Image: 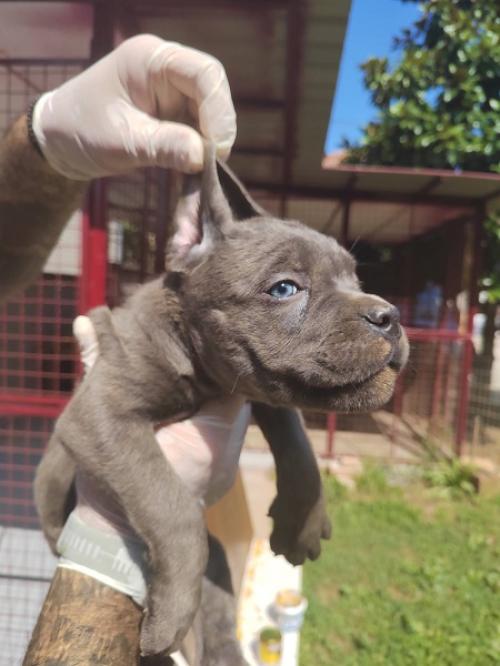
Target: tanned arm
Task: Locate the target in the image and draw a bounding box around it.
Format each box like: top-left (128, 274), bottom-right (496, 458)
top-left (0, 115), bottom-right (87, 303)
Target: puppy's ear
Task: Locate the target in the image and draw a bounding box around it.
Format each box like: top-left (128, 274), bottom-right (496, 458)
top-left (217, 159), bottom-right (268, 220)
top-left (168, 143), bottom-right (234, 266)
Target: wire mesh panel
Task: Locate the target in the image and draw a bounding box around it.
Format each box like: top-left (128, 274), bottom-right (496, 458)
top-left (0, 59), bottom-right (86, 665)
top-left (312, 333), bottom-right (469, 463)
top-left (0, 415), bottom-right (53, 529)
top-left (0, 526), bottom-right (55, 666)
top-left (0, 60), bottom-right (85, 130)
top-left (106, 168), bottom-right (164, 305)
top-left (392, 333), bottom-right (467, 457)
top-left (0, 412), bottom-right (58, 661)
top-left (0, 415), bottom-right (56, 663)
top-left (0, 275), bottom-right (79, 395)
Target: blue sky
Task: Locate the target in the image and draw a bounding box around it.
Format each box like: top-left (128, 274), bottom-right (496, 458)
top-left (325, 0), bottom-right (422, 154)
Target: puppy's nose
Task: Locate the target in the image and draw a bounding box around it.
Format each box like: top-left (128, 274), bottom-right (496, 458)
top-left (362, 305), bottom-right (401, 340)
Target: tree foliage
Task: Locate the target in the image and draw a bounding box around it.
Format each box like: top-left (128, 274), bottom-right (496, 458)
top-left (344, 0), bottom-right (499, 171)
top-left (344, 0), bottom-right (499, 298)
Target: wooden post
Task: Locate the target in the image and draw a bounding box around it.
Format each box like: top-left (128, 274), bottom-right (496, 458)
top-left (23, 568), bottom-right (172, 666)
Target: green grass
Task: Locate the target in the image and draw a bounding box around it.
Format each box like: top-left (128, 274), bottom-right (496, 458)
top-left (300, 468), bottom-right (500, 665)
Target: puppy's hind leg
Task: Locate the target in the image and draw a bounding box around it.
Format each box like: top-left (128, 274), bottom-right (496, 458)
top-left (34, 434), bottom-right (76, 553)
top-left (197, 534), bottom-right (249, 666)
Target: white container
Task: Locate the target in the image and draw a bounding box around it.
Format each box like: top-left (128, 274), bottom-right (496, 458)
top-left (273, 590), bottom-right (308, 632)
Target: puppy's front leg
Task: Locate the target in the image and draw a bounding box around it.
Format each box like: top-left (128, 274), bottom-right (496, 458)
top-left (57, 398), bottom-right (208, 657)
top-left (251, 403), bottom-right (331, 565)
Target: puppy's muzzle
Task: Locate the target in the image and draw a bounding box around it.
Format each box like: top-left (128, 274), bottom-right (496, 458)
top-left (357, 296), bottom-right (408, 371)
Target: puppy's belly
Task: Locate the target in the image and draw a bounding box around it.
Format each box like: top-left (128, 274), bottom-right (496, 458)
top-left (74, 396), bottom-right (250, 536)
top-left (156, 396), bottom-right (251, 506)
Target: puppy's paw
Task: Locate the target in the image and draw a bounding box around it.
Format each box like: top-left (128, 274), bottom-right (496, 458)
top-left (269, 492), bottom-right (331, 566)
top-left (140, 576), bottom-right (203, 657)
top-left (140, 613), bottom-right (180, 657)
top-left (140, 604), bottom-right (192, 656)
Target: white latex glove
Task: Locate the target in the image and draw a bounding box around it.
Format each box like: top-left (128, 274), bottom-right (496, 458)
top-left (33, 34), bottom-right (236, 179)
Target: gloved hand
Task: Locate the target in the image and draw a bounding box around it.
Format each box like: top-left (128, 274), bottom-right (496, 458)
top-left (33, 34), bottom-right (236, 179)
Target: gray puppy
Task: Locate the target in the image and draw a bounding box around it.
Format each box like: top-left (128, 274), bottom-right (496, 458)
top-left (35, 147), bottom-right (408, 659)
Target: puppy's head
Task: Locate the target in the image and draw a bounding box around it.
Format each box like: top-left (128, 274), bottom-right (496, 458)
top-left (165, 147), bottom-right (408, 413)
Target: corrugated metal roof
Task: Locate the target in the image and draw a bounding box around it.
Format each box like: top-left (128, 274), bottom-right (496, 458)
top-left (249, 191), bottom-right (475, 245)
top-left (321, 160), bottom-right (500, 208)
top-left (272, 162), bottom-right (500, 245)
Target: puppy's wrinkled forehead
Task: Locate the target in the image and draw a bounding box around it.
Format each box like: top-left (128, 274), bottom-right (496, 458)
top-left (226, 216), bottom-right (359, 287)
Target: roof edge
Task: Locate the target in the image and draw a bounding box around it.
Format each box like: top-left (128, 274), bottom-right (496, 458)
top-left (322, 157), bottom-right (500, 183)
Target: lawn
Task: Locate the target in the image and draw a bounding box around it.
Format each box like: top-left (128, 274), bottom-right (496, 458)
top-left (300, 467), bottom-right (500, 665)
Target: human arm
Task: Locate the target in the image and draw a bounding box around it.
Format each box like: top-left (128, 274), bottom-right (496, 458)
top-left (0, 34), bottom-right (236, 304)
top-left (0, 115), bottom-right (86, 300)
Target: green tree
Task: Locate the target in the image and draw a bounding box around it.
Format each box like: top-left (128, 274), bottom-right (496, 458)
top-left (344, 0), bottom-right (499, 173)
top-left (344, 0), bottom-right (499, 350)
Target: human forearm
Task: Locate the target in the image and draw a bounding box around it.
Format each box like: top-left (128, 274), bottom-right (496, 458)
top-left (0, 115), bottom-right (86, 303)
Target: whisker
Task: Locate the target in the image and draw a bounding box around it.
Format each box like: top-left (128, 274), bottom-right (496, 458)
top-left (230, 373), bottom-right (241, 394)
top-left (349, 236), bottom-right (361, 253)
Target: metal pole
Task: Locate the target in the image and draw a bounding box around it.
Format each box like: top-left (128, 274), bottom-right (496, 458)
top-left (340, 199), bottom-right (351, 247)
top-left (281, 0), bottom-right (305, 218)
top-left (90, 0), bottom-right (116, 62)
top-left (455, 208), bottom-right (483, 455)
top-left (155, 169), bottom-right (171, 275)
top-left (79, 0), bottom-right (116, 310)
top-left (326, 413), bottom-right (337, 459)
top-left (81, 181), bottom-right (108, 311)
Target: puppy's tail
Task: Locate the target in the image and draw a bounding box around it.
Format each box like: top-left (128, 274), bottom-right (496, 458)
top-left (87, 306), bottom-right (122, 359)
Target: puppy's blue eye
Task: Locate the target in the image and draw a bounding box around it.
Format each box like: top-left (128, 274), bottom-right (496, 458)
top-left (268, 280), bottom-right (300, 299)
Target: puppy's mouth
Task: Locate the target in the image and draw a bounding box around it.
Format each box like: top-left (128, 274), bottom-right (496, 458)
top-left (294, 337), bottom-right (409, 413)
top-left (293, 365), bottom-right (397, 413)
top-left (387, 348), bottom-right (406, 373)
top-left (315, 341), bottom-right (405, 389)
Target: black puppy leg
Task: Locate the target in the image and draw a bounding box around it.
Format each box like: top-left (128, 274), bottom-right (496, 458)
top-left (34, 433), bottom-right (76, 553)
top-left (196, 534), bottom-right (248, 666)
top-left (252, 403), bottom-right (332, 565)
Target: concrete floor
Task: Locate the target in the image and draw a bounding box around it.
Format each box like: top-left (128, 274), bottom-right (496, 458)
top-left (0, 527), bottom-right (55, 666)
top-left (244, 420), bottom-right (419, 463)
